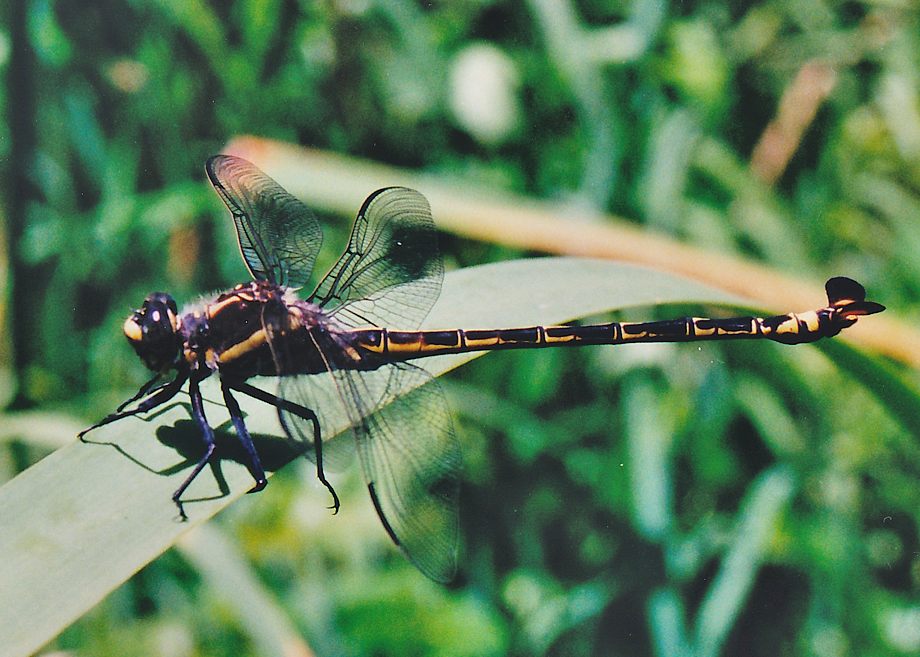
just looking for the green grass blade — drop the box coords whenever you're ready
[176,524,315,657]
[693,465,797,657]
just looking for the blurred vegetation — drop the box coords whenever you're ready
[1,1,919,656]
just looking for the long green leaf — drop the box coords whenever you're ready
[0,257,811,657]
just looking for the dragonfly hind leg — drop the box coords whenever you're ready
[220,380,268,494]
[230,381,341,514]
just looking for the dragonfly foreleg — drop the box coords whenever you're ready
[230,381,341,514]
[220,380,268,494]
[172,373,216,520]
[114,372,167,413]
[78,372,188,440]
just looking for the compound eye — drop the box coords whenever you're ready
[139,293,179,334]
[146,291,178,316]
[124,293,181,372]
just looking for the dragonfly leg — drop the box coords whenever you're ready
[79,371,188,440]
[220,380,267,494]
[172,373,216,520]
[113,372,164,413]
[230,381,340,514]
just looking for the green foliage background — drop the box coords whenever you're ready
[1,1,919,656]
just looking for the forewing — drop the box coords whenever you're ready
[207,155,322,288]
[309,187,442,329]
[337,363,461,582]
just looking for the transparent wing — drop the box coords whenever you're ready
[247,183,457,580]
[206,155,322,288]
[274,353,460,581]
[337,362,461,583]
[309,187,442,329]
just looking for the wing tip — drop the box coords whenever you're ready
[205,154,256,186]
[358,187,430,218]
[205,154,226,186]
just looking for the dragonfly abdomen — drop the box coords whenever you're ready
[350,300,873,361]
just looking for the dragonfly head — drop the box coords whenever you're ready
[123,292,182,372]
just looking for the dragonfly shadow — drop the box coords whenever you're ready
[85,401,307,508]
[156,417,306,508]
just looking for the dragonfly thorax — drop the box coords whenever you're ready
[123,292,182,373]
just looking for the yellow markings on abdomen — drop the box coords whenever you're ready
[689,318,717,338]
[386,330,464,354]
[767,311,819,338]
[460,332,500,349]
[797,311,821,333]
[542,326,576,344]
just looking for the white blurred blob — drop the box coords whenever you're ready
[810,626,847,657]
[882,606,920,654]
[334,0,371,16]
[386,68,435,123]
[448,43,520,145]
[300,25,335,69]
[0,32,10,67]
[106,59,149,93]
[594,341,676,377]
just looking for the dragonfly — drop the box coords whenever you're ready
[81,155,886,582]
